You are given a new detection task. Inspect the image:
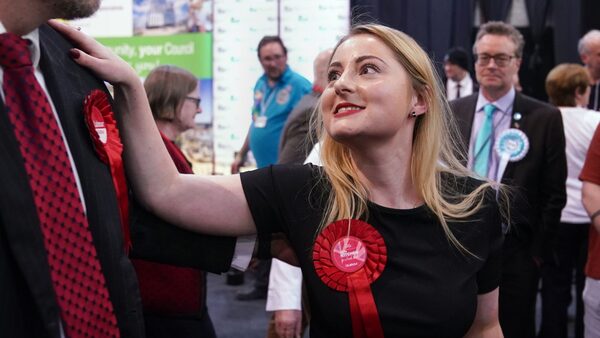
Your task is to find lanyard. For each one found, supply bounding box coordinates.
[259,81,280,117]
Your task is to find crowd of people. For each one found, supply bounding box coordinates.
[1,0,600,337]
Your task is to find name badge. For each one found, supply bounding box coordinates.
[254,115,267,128]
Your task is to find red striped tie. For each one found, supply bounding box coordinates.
[0,32,120,338]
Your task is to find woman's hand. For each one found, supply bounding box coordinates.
[47,20,139,87]
[274,310,302,338]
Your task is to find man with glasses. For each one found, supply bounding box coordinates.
[450,21,567,338]
[231,35,311,301]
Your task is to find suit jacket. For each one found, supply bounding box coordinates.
[451,92,567,258]
[0,24,235,338]
[277,91,319,165]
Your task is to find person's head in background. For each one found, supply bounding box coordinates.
[578,30,600,83]
[312,48,333,91]
[257,36,288,83]
[144,65,201,140]
[546,63,592,108]
[444,47,470,82]
[473,21,524,101]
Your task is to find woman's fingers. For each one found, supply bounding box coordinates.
[48,19,138,85]
[48,20,98,52]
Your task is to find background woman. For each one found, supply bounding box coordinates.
[130,65,213,338]
[54,21,505,337]
[539,63,600,338]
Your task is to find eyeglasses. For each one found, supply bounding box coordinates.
[185,96,201,108]
[475,53,517,67]
[260,54,284,63]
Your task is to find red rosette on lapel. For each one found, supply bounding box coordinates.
[313,219,387,338]
[83,89,130,251]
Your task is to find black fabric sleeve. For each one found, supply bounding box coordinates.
[129,199,236,273]
[240,166,288,259]
[475,195,504,294]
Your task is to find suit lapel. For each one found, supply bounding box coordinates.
[501,93,526,181]
[39,26,89,145]
[453,95,478,161]
[38,24,126,247]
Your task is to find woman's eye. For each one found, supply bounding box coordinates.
[360,64,379,75]
[327,71,340,82]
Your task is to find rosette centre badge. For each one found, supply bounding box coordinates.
[495,128,529,162]
[331,236,367,273]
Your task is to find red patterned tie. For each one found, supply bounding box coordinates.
[0,33,120,337]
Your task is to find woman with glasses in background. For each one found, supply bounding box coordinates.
[131,65,213,338]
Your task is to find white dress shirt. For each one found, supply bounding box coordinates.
[446,73,474,101]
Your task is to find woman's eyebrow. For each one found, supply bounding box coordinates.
[328,55,387,69]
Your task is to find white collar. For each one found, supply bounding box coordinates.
[0,21,41,69]
[448,73,471,85]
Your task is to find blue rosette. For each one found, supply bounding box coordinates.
[495,128,529,162]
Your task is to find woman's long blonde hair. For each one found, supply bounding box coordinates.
[315,24,506,255]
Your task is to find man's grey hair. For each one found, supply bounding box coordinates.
[578,30,600,55]
[473,21,525,58]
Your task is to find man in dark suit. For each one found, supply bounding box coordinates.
[450,21,567,338]
[0,1,238,337]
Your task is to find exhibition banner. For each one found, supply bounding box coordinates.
[97,33,212,78]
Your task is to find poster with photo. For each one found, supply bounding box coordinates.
[69,0,133,37]
[133,0,213,36]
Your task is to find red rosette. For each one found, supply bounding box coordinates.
[313,219,387,338]
[83,90,130,252]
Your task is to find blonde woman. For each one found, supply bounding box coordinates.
[53,21,505,338]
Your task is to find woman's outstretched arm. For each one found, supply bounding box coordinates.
[48,20,255,236]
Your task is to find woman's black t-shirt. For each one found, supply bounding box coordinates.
[240,164,503,338]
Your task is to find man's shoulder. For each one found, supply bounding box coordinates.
[515,92,559,114]
[38,23,75,51]
[449,93,477,111]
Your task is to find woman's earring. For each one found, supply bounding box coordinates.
[410,111,417,118]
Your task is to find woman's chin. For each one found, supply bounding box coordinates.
[328,130,362,144]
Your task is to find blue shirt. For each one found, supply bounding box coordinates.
[249,66,311,168]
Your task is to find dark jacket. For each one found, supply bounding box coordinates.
[451,92,567,258]
[0,24,235,338]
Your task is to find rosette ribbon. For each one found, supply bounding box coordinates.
[313,219,387,338]
[83,90,131,251]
